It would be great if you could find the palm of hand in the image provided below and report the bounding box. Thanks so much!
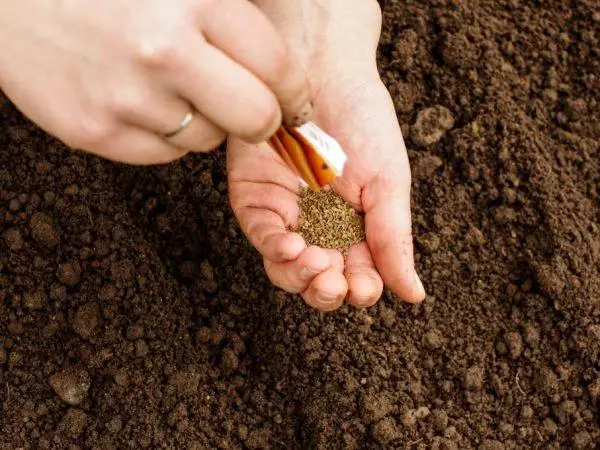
[227,67,425,310]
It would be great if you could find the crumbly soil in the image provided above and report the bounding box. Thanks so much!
[1,1,599,449]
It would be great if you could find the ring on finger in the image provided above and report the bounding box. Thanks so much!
[163,110,194,139]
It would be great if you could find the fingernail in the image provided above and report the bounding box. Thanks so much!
[300,266,319,281]
[287,103,313,127]
[414,271,426,297]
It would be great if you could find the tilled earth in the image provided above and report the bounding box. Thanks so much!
[1,0,599,448]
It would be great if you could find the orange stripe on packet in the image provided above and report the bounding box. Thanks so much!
[286,126,337,188]
[276,127,321,191]
[268,133,303,180]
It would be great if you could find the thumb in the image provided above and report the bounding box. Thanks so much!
[363,172,426,303]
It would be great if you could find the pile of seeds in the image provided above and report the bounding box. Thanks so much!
[295,187,365,256]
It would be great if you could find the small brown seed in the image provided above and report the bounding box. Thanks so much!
[295,188,365,256]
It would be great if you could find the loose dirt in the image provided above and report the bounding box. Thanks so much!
[1,0,599,448]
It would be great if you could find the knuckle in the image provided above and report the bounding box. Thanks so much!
[110,89,145,117]
[134,34,182,70]
[62,116,111,150]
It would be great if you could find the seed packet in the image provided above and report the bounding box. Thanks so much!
[268,122,347,191]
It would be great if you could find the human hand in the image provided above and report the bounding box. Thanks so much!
[227,0,426,311]
[0,0,311,164]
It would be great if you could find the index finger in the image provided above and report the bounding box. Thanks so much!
[198,0,312,126]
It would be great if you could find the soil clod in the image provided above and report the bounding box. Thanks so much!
[49,366,91,406]
[29,212,59,248]
[411,106,455,146]
[73,302,100,340]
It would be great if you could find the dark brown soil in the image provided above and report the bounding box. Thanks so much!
[1,1,599,448]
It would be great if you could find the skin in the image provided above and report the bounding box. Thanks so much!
[0,0,425,310]
[228,0,426,310]
[0,0,312,164]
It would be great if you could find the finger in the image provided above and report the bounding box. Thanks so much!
[87,126,186,165]
[162,35,281,143]
[363,175,426,303]
[163,110,226,153]
[264,246,332,293]
[230,180,300,229]
[110,84,226,152]
[344,241,384,308]
[302,267,348,312]
[237,207,305,262]
[227,139,301,193]
[199,0,312,126]
[324,248,345,272]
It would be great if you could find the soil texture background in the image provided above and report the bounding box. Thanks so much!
[1,0,599,448]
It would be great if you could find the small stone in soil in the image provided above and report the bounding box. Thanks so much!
[295,188,365,256]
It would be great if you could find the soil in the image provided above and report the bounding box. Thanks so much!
[1,0,599,449]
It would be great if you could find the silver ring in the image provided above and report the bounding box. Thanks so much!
[164,111,194,139]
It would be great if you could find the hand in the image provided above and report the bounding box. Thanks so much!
[227,0,426,311]
[0,0,311,164]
